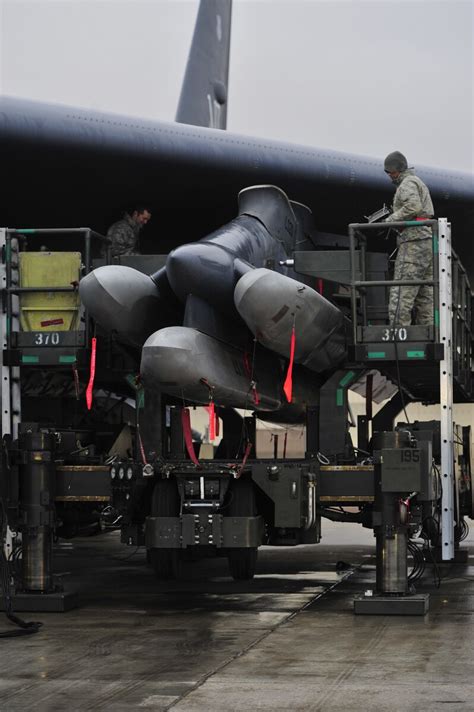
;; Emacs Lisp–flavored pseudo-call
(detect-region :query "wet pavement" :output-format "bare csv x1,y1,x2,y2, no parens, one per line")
0,521,472,711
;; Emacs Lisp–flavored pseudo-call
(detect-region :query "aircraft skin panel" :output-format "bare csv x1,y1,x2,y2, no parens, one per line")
1,96,471,197
1,95,473,278
176,0,232,130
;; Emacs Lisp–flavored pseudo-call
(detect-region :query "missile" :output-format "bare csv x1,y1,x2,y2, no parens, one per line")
141,325,321,417
234,268,347,373
141,326,282,410
80,185,344,420
79,265,179,345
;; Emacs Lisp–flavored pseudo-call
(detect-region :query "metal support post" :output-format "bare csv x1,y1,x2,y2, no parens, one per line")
10,236,21,440
438,218,455,560
0,433,78,611
18,432,56,593
169,406,185,459
0,229,15,559
355,431,429,615
1,228,12,440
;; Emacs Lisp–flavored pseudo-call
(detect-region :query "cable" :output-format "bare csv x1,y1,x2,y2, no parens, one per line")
0,488,43,637
0,546,43,638
407,539,425,583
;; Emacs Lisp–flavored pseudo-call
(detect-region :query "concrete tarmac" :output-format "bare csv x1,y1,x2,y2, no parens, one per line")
0,520,472,712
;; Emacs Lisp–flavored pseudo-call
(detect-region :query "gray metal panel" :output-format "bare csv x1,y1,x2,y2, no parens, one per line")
252,464,304,528
294,250,361,283
222,516,264,548
145,516,182,548
354,593,429,616
380,449,422,493
318,466,375,499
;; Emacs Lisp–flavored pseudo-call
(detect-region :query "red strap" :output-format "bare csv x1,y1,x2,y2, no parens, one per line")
236,442,253,478
138,430,148,465
181,408,201,467
317,278,323,295
207,401,216,441
283,325,296,402
86,337,97,410
252,382,260,405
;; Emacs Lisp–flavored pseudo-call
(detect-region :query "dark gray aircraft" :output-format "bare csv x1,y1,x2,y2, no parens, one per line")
1,0,473,276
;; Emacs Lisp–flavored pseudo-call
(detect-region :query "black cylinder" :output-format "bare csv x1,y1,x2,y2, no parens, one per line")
18,432,55,593
373,430,409,595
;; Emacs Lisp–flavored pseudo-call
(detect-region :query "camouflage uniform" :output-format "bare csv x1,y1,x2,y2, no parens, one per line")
105,213,141,257
385,169,434,325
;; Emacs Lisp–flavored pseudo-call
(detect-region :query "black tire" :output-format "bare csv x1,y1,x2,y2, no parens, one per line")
226,478,258,581
228,547,258,580
149,478,181,580
149,547,180,580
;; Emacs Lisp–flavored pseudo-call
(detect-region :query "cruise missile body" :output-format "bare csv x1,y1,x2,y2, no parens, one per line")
79,185,347,420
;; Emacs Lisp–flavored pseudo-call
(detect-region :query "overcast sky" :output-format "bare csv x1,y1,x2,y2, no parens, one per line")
1,0,473,172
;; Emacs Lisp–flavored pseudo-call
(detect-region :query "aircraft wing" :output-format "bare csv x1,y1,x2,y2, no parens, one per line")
1,95,473,279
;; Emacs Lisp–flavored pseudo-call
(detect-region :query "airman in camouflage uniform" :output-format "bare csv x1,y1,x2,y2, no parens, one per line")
384,152,434,326
105,205,152,258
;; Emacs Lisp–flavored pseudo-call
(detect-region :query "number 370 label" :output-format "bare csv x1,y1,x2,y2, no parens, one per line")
34,332,61,345
381,327,407,341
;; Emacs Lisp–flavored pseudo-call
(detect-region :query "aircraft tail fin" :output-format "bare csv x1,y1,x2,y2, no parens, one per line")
175,0,232,130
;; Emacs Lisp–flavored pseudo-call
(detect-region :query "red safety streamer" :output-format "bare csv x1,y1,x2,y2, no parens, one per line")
86,337,97,410
138,430,148,466
236,442,253,479
181,408,201,467
207,401,216,441
283,325,296,403
251,382,260,405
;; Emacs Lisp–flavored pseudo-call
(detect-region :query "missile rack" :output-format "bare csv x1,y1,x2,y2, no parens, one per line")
0,217,472,615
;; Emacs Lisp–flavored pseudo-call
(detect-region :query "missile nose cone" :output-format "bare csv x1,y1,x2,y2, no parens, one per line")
79,265,162,344
141,326,282,410
234,268,346,372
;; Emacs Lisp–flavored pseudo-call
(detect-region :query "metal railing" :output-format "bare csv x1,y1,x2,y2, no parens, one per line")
348,219,439,344
3,227,107,350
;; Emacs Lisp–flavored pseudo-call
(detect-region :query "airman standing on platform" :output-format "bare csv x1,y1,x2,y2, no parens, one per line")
384,152,434,326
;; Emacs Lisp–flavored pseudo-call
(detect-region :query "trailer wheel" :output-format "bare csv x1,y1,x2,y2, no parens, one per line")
226,478,258,581
149,478,181,580
228,547,258,580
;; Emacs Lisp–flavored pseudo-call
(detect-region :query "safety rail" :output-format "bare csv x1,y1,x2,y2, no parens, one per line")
348,219,439,343
347,219,473,393
2,227,107,349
